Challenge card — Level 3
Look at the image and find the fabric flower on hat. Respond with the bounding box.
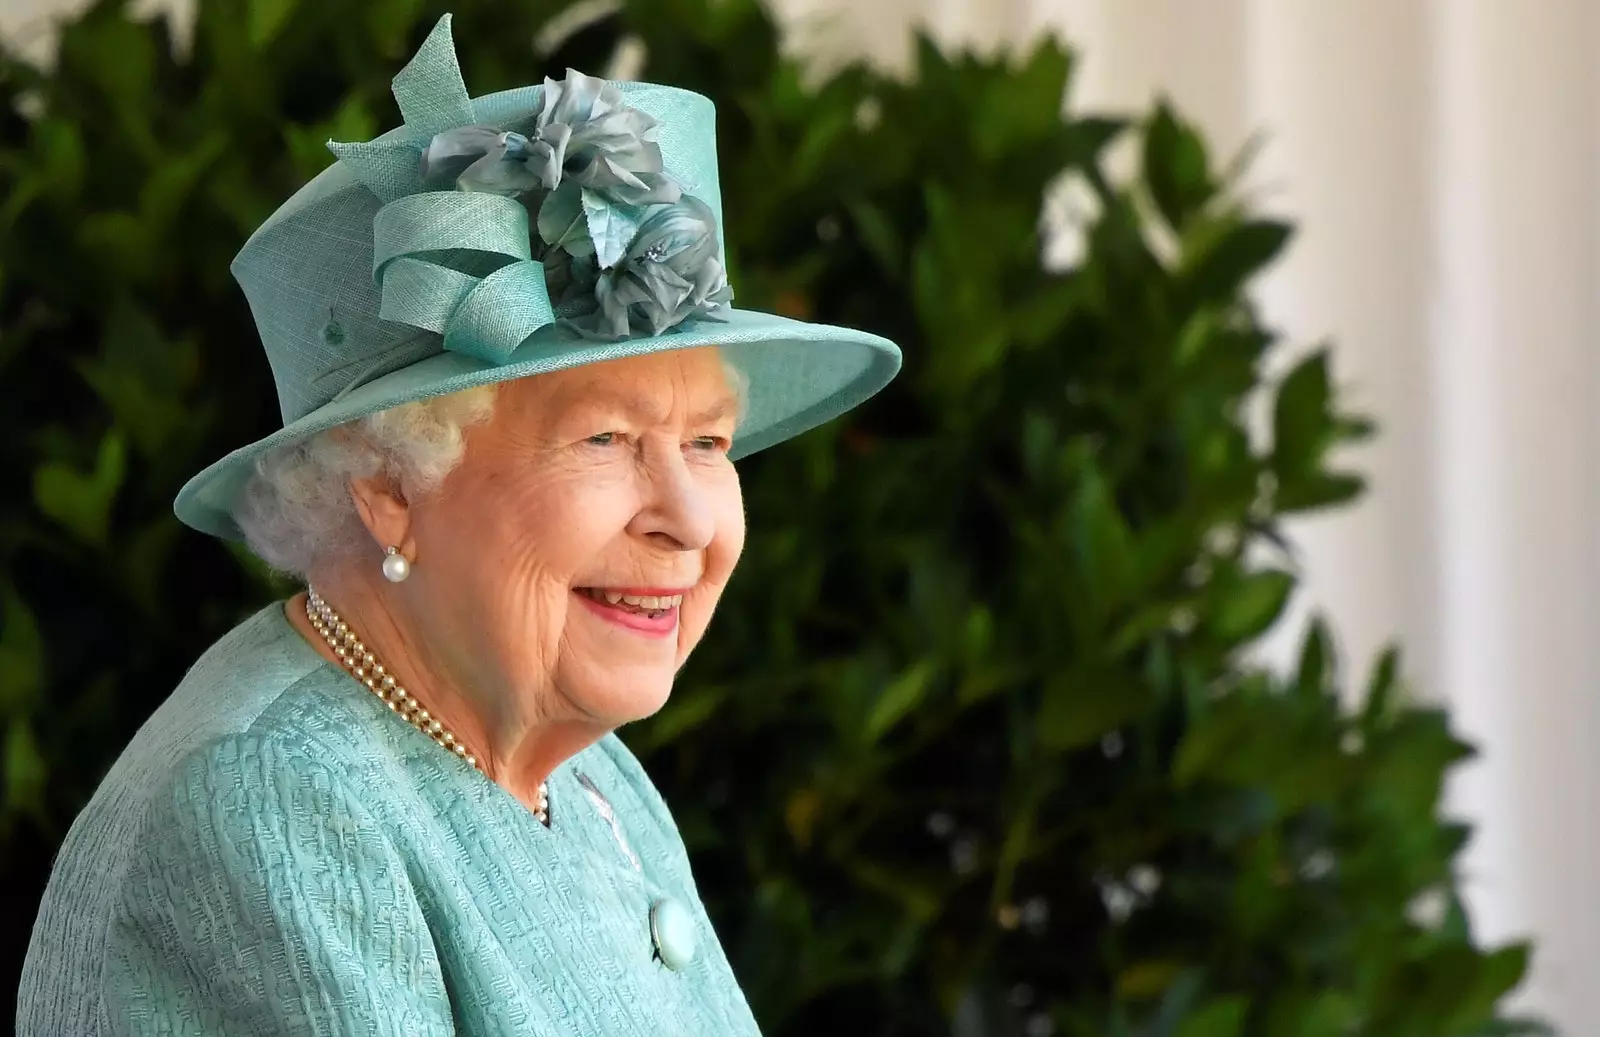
[419,70,679,206]
[575,196,734,340]
[413,68,727,342]
[536,71,680,205]
[417,126,549,195]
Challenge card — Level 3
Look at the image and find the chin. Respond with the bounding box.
[575,671,676,726]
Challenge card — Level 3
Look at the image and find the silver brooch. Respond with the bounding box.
[576,772,642,872]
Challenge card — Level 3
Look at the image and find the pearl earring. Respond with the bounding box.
[381,546,411,583]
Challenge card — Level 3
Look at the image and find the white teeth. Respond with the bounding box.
[618,593,683,609]
[589,591,684,609]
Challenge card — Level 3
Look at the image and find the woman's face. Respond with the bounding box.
[405,346,745,729]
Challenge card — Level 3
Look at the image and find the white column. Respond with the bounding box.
[1237,0,1436,696]
[1430,0,1600,1027]
[3,0,192,64]
[1025,0,1250,158]
[767,0,1030,73]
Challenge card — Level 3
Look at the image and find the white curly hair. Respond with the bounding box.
[235,361,748,580]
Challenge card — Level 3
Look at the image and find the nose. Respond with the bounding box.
[627,442,716,552]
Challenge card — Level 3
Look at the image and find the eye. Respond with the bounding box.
[586,432,617,446]
[689,435,729,452]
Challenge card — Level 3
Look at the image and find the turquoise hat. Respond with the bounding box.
[174,14,901,540]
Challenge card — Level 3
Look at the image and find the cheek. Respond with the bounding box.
[480,463,639,580]
[696,468,747,595]
[710,479,746,579]
[675,482,743,662]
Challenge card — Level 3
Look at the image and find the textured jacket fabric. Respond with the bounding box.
[17,602,762,1035]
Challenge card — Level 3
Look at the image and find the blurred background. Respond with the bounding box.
[3,1,1596,1035]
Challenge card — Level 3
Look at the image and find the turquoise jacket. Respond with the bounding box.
[18,603,762,1035]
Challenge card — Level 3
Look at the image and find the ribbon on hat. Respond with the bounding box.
[370,191,554,363]
[327,13,732,366]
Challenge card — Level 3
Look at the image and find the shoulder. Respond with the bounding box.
[77,609,389,867]
[90,599,425,849]
[29,602,358,920]
[128,659,449,878]
[30,601,416,950]
[122,724,397,901]
[88,602,337,807]
[20,605,357,1029]
[95,730,451,1035]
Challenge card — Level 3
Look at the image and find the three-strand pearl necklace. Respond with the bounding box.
[305,588,549,824]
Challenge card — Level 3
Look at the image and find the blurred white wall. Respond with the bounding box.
[770,1,1600,1032]
[8,0,1599,1032]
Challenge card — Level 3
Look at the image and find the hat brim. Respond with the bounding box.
[174,307,902,540]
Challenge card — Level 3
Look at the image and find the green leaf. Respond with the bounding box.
[37,116,87,199]
[33,430,126,547]
[1295,616,1334,697]
[973,36,1070,157]
[1071,462,1138,613]
[141,134,229,232]
[956,663,1027,706]
[1176,996,1249,1037]
[2,718,47,820]
[121,518,184,619]
[846,199,903,274]
[1173,702,1256,787]
[57,9,157,119]
[1184,219,1293,305]
[75,306,206,459]
[1272,349,1334,476]
[1208,569,1294,643]
[1482,943,1532,996]
[1174,307,1224,367]
[0,118,85,230]
[1452,945,1533,1028]
[79,212,155,282]
[1276,471,1365,514]
[286,95,376,180]
[365,0,426,57]
[962,605,993,661]
[1144,102,1211,232]
[1037,666,1153,750]
[1115,960,1189,1000]
[1362,645,1403,727]
[1365,707,1474,819]
[1264,991,1360,1037]
[864,660,935,743]
[0,589,44,716]
[247,0,297,46]
[650,685,729,744]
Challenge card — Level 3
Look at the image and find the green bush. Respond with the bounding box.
[0,0,1549,1033]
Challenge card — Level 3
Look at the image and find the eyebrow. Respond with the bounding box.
[691,395,741,425]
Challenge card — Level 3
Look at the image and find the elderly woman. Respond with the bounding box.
[17,16,898,1036]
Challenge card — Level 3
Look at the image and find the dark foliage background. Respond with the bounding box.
[0,0,1549,1034]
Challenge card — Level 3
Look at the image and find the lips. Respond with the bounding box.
[573,586,686,638]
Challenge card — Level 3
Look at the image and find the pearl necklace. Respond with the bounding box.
[305,588,549,824]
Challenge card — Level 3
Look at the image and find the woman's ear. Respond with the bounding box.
[348,471,415,559]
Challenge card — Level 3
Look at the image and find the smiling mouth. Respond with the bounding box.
[574,587,685,620]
